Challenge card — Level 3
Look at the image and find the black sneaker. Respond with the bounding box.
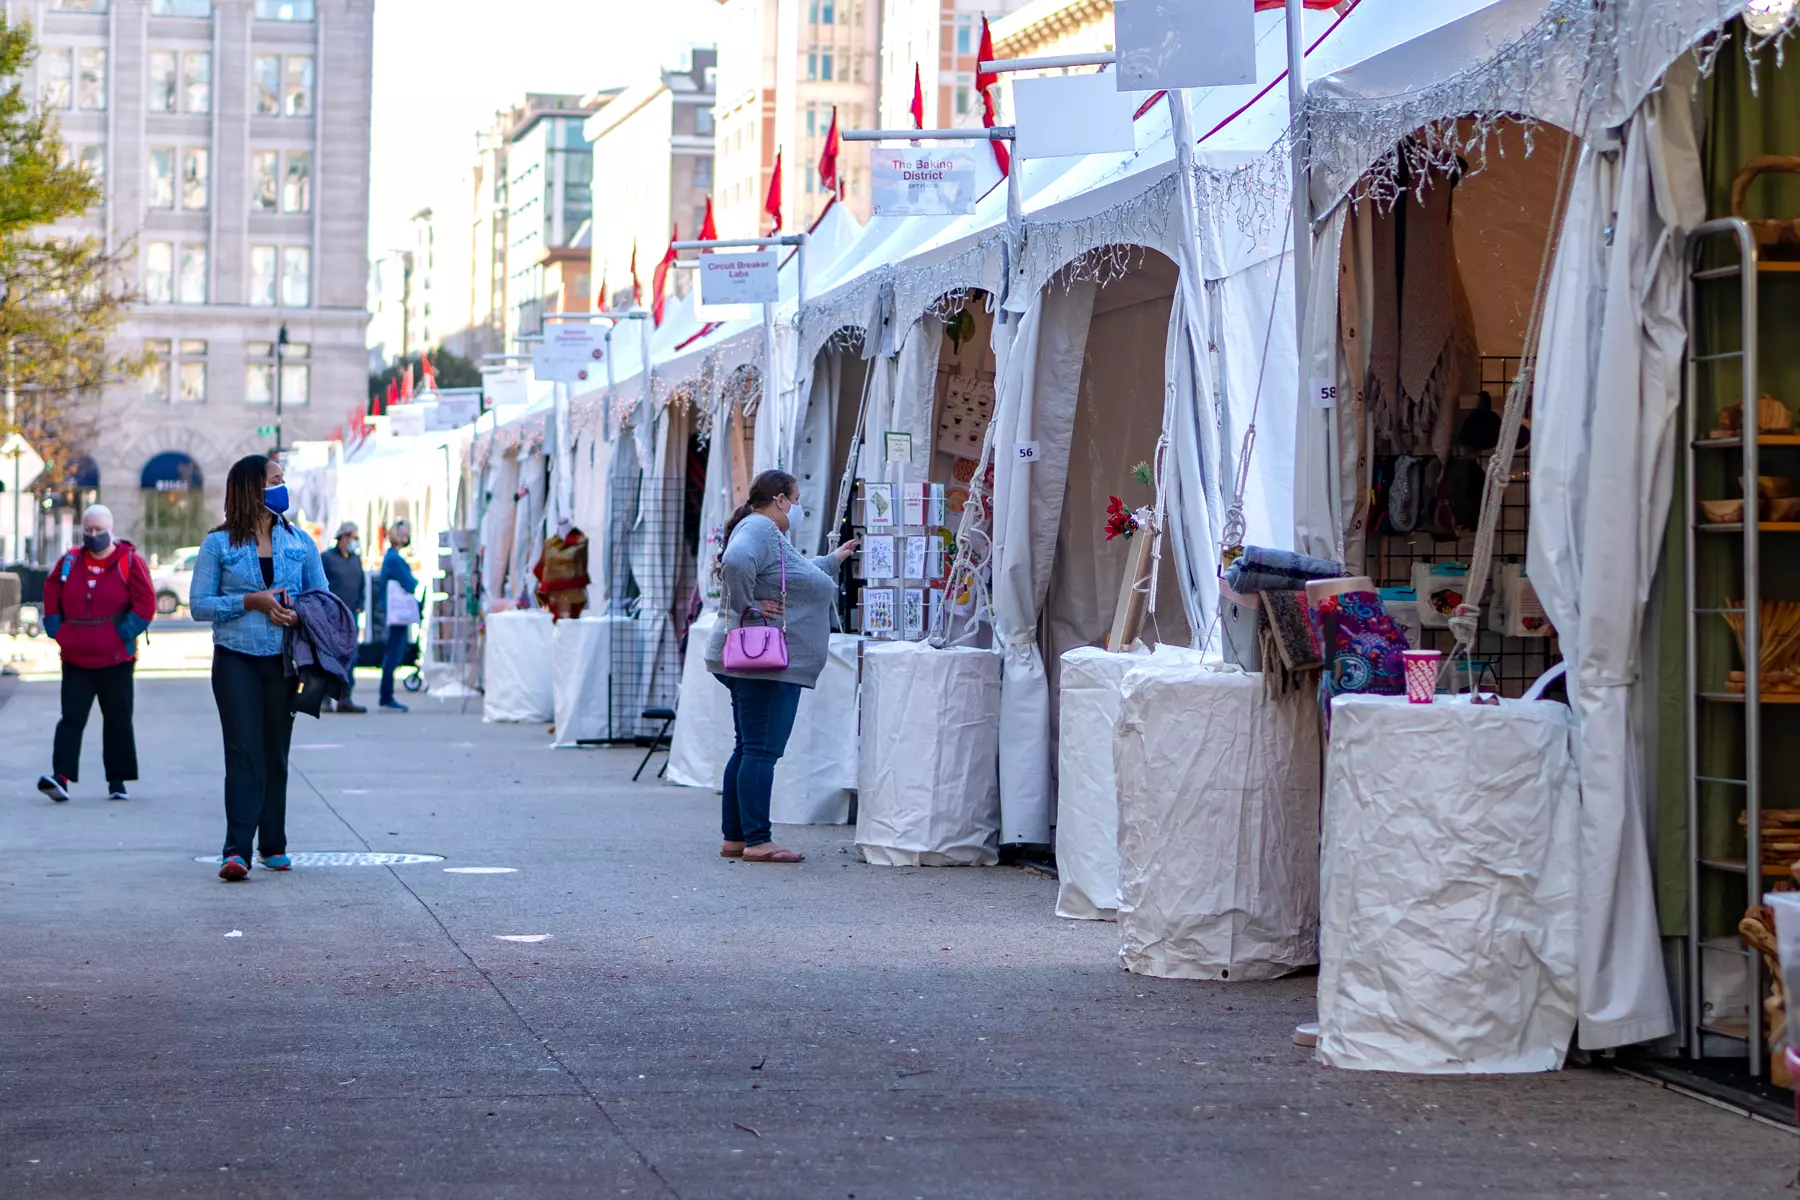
[379,699,408,713]
[37,774,70,803]
[107,781,129,801]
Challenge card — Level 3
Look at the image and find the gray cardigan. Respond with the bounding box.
[705,513,842,688]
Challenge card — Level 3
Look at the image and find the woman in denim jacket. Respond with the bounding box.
[189,454,327,882]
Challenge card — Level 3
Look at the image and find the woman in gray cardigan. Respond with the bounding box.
[706,469,857,863]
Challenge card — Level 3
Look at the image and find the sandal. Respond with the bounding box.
[720,841,745,858]
[743,844,804,863]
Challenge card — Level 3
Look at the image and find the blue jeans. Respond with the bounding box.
[379,625,408,703]
[716,674,802,847]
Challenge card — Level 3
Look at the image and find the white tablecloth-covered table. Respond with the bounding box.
[1114,657,1321,980]
[1054,646,1152,920]
[857,642,1001,865]
[665,618,860,825]
[550,614,670,746]
[666,611,732,788]
[483,609,555,723]
[1319,694,1579,1074]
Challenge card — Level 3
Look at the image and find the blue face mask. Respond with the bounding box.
[264,484,290,515]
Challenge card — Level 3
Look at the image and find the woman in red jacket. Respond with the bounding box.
[37,504,155,802]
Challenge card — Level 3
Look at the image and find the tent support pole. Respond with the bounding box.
[1286,0,1337,558]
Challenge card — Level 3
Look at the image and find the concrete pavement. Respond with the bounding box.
[0,674,1790,1198]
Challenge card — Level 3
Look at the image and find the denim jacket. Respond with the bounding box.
[190,522,328,657]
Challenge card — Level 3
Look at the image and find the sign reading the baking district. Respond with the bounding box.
[871,148,979,217]
[699,250,781,305]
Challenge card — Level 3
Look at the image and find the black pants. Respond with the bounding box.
[54,661,137,783]
[213,648,297,863]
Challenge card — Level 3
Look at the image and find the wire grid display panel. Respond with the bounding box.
[1363,356,1562,698]
[602,475,686,742]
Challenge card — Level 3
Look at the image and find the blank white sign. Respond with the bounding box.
[1012,71,1138,159]
[1114,0,1256,92]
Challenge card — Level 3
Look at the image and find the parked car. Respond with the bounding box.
[151,546,203,616]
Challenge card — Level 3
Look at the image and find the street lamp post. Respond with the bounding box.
[273,323,288,459]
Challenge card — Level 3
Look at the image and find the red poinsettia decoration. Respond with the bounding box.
[1104,496,1140,542]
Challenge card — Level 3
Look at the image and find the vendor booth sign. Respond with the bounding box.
[1113,0,1255,91]
[1013,71,1137,159]
[871,148,979,217]
[531,325,606,384]
[700,250,780,305]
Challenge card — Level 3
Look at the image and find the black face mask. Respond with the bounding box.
[83,532,111,554]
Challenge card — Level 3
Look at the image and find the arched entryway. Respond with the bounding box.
[139,451,207,561]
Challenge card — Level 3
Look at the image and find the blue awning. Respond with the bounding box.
[64,454,99,489]
[140,451,203,492]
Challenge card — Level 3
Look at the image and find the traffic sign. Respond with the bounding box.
[0,433,45,491]
[257,424,278,437]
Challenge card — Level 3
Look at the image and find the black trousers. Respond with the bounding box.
[53,661,137,783]
[213,648,297,863]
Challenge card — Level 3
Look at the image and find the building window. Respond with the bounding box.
[151,0,212,14]
[178,244,207,304]
[183,51,210,113]
[282,151,310,213]
[955,14,975,55]
[145,244,173,303]
[181,147,208,210]
[253,55,280,115]
[42,48,72,110]
[143,339,171,401]
[52,0,109,10]
[283,56,314,117]
[806,51,816,81]
[696,106,714,136]
[255,0,315,17]
[246,341,309,405]
[77,144,105,192]
[252,151,277,211]
[149,51,177,113]
[78,47,106,110]
[148,148,175,210]
[249,246,277,305]
[177,340,207,402]
[281,246,310,307]
[954,72,974,117]
[693,158,712,190]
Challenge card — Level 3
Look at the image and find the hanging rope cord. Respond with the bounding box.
[1442,98,1592,691]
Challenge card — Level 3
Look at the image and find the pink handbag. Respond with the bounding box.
[721,540,789,672]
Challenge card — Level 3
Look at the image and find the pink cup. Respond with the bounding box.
[1403,649,1441,703]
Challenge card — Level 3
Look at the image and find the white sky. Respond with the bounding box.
[368,0,723,265]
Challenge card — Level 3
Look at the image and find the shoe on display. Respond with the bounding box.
[37,774,70,803]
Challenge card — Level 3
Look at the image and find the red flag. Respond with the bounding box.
[384,378,398,414]
[400,364,414,402]
[764,150,783,234]
[818,106,841,196]
[910,65,924,130]
[977,18,1010,178]
[420,350,437,391]
[1253,0,1336,8]
[630,240,642,308]
[652,224,678,326]
[699,196,718,242]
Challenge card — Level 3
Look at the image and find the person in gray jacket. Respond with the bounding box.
[319,521,367,713]
[705,469,856,864]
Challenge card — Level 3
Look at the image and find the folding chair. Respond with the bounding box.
[633,706,677,781]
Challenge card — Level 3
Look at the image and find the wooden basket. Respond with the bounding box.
[1732,156,1800,261]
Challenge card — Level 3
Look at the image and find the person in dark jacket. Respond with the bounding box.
[378,519,419,713]
[37,504,155,802]
[319,520,366,712]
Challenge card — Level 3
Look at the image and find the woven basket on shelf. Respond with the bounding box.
[1732,155,1800,261]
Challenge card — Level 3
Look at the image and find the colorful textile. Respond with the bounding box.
[1311,589,1408,698]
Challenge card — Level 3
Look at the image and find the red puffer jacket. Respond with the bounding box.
[43,541,156,669]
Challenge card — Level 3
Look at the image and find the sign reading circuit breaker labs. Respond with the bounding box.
[699,250,781,305]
